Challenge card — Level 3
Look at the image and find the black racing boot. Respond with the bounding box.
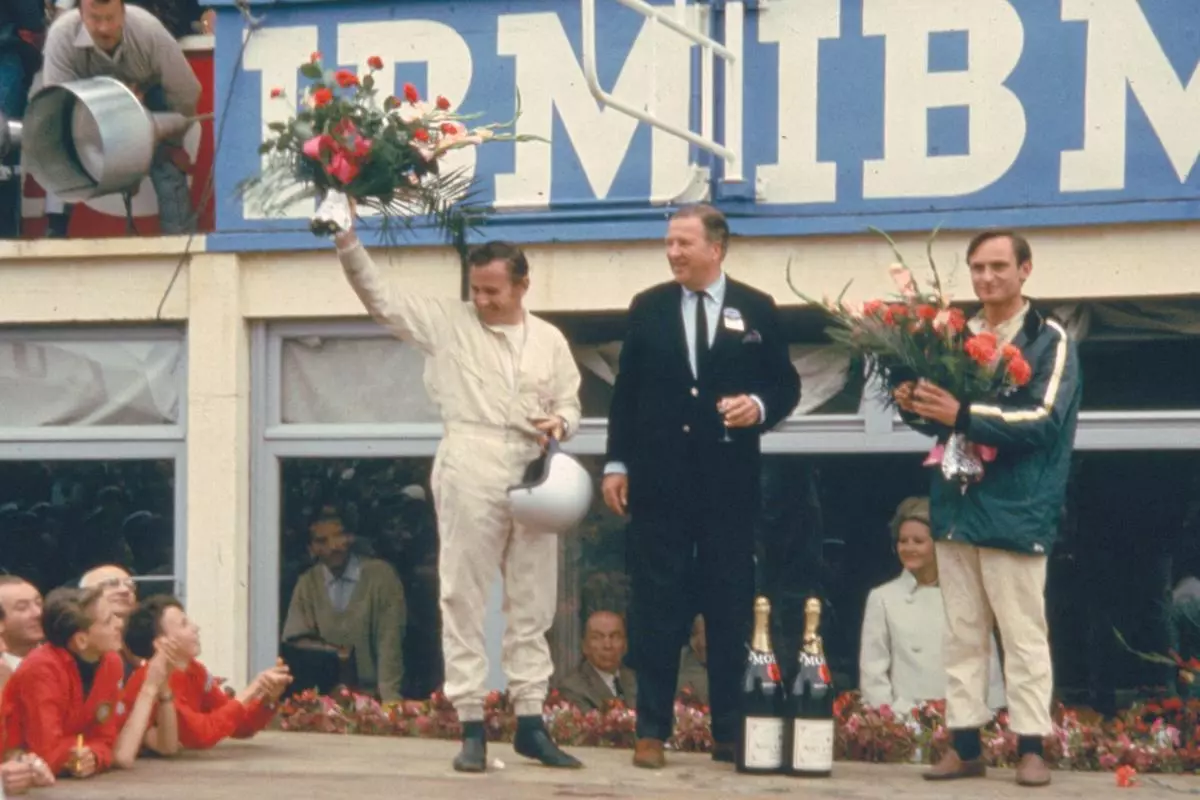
[453,721,487,773]
[513,715,583,769]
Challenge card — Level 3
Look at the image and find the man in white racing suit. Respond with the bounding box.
[334,222,584,772]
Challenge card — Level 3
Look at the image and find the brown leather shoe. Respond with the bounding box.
[633,738,666,769]
[923,750,987,781]
[1016,753,1052,786]
[711,742,735,763]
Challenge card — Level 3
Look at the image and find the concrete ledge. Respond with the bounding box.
[54,731,1183,799]
[0,235,205,262]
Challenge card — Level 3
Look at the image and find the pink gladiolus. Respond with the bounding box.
[888,262,917,299]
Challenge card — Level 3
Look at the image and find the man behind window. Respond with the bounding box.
[281,506,406,702]
[555,611,637,712]
[35,0,200,235]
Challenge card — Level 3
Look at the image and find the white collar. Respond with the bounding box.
[684,272,726,303]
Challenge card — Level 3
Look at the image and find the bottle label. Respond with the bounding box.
[742,716,785,769]
[798,653,831,688]
[791,718,833,772]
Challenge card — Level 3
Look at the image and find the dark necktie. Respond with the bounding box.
[612,674,625,700]
[694,290,709,379]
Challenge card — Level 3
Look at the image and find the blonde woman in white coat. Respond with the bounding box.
[859,497,1006,715]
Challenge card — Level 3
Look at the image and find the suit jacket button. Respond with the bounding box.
[682,424,690,433]
[690,387,699,397]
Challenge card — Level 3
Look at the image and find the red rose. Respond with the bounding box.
[888,303,908,318]
[312,88,333,107]
[404,83,420,104]
[1007,355,1032,386]
[946,307,967,333]
[310,51,322,63]
[334,70,359,88]
[437,95,451,110]
[269,87,283,99]
[413,128,430,142]
[862,299,884,316]
[367,55,384,70]
[964,331,998,366]
[1001,343,1021,362]
[916,304,938,321]
[441,122,459,135]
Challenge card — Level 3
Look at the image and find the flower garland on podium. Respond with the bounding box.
[237,52,543,240]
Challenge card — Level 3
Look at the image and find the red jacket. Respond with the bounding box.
[1,645,124,775]
[123,659,275,750]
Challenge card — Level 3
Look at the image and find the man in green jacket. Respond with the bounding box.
[896,230,1082,788]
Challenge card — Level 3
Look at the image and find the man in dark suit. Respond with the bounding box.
[601,204,800,769]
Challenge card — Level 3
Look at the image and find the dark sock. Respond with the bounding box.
[461,720,485,742]
[952,728,982,761]
[516,714,543,734]
[1017,735,1044,758]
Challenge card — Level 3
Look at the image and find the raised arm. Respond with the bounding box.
[334,230,456,353]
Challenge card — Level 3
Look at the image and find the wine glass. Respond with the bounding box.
[718,398,733,444]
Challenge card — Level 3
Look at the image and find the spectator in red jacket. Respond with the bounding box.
[123,595,291,750]
[1,586,125,778]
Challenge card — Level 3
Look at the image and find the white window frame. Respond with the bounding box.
[0,325,188,601]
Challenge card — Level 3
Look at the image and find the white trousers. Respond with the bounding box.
[936,541,1054,736]
[431,429,558,721]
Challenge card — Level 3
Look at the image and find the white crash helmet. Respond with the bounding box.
[507,438,594,534]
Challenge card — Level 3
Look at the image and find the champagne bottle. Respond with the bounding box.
[786,596,835,777]
[735,596,786,774]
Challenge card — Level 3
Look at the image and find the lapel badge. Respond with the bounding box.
[96,703,112,723]
[722,307,745,332]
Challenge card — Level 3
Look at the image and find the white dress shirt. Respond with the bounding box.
[321,554,363,614]
[681,273,725,378]
[859,570,1007,714]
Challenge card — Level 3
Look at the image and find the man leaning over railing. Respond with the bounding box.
[35,0,201,236]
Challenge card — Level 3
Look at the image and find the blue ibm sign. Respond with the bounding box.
[207,0,1200,252]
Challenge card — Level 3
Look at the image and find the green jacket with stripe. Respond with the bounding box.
[902,307,1083,556]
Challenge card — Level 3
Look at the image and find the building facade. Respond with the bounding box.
[1,0,1198,701]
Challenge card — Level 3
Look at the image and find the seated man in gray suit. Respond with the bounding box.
[555,610,637,712]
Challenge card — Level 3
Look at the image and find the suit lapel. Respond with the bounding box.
[667,283,694,380]
[585,663,616,702]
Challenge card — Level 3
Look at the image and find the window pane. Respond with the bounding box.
[280,332,862,426]
[0,460,177,596]
[1079,338,1200,411]
[280,337,439,425]
[279,457,442,701]
[0,338,184,426]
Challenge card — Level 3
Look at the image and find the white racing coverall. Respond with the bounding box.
[339,242,582,720]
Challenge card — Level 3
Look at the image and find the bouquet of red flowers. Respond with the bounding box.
[789,228,1034,485]
[237,52,543,240]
